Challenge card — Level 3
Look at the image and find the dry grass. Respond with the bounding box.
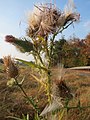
[0,64,90,120]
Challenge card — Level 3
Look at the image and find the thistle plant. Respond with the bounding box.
[4,0,82,119]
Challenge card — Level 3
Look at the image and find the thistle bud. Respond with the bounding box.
[7,78,16,87]
[5,35,15,43]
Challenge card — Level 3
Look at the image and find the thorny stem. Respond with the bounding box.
[37,51,44,66]
[46,71,52,103]
[43,38,52,103]
[33,44,45,67]
[49,34,56,65]
[14,78,40,113]
[59,21,73,33]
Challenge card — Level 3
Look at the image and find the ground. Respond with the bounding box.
[0,63,90,120]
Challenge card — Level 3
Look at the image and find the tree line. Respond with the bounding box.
[52,33,90,67]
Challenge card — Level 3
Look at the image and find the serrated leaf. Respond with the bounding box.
[16,58,48,71]
[16,59,36,68]
[14,38,33,53]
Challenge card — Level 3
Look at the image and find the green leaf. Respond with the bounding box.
[16,59,37,68]
[13,37,33,53]
[16,59,48,71]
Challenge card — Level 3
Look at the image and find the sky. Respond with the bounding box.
[0,0,90,60]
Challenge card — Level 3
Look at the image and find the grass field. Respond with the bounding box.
[0,63,90,120]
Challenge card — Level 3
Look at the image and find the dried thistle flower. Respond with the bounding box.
[3,56,18,78]
[27,3,61,37]
[52,64,73,102]
[52,80,73,101]
[27,1,80,38]
[40,80,73,116]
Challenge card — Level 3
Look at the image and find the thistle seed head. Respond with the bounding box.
[3,56,18,78]
[52,80,73,101]
[5,35,15,43]
[27,1,80,38]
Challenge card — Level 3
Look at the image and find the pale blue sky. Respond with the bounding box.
[0,0,90,60]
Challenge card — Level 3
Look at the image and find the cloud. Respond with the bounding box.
[0,33,6,39]
[84,20,90,28]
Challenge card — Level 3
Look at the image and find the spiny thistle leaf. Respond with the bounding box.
[16,59,36,68]
[16,58,48,71]
[5,35,33,53]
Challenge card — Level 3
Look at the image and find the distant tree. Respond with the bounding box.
[63,38,88,67]
[51,37,67,65]
[85,33,90,45]
[84,33,90,65]
[52,36,88,67]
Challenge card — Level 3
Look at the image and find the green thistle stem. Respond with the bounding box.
[15,78,40,113]
[46,78,51,103]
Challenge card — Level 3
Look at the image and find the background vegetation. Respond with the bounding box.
[52,33,90,67]
[0,1,90,120]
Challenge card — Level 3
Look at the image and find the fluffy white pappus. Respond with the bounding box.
[71,13,80,21]
[64,0,76,17]
[57,14,66,27]
[40,21,55,33]
[63,0,80,24]
[40,100,63,116]
[27,2,80,37]
[27,6,42,30]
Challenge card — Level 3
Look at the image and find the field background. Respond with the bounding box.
[0,63,90,120]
